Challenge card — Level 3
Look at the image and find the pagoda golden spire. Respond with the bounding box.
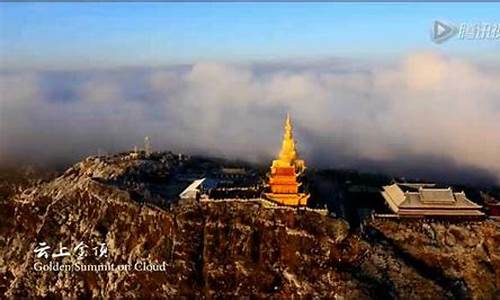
[272,113,305,171]
[278,113,297,164]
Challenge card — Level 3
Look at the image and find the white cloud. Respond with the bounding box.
[1,52,499,184]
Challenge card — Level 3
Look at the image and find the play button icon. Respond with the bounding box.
[431,20,458,44]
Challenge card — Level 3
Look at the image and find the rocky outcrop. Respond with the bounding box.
[0,154,499,299]
[365,219,500,300]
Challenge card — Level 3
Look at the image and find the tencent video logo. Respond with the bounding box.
[432,20,500,44]
[431,20,458,44]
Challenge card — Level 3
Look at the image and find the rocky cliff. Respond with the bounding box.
[0,154,499,299]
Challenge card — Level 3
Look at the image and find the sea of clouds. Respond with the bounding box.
[1,52,499,185]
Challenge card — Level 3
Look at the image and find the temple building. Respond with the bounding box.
[381,183,484,218]
[264,113,310,206]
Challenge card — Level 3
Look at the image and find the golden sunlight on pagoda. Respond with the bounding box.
[264,113,310,206]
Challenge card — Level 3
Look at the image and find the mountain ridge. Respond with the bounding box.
[0,153,498,299]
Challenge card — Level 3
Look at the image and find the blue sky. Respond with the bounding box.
[1,3,500,69]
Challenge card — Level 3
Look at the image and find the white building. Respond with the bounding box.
[179,178,206,200]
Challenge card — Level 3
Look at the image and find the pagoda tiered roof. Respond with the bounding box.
[265,113,309,207]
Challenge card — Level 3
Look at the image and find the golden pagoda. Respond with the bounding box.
[265,113,310,206]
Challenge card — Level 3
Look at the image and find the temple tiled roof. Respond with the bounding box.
[381,183,484,217]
